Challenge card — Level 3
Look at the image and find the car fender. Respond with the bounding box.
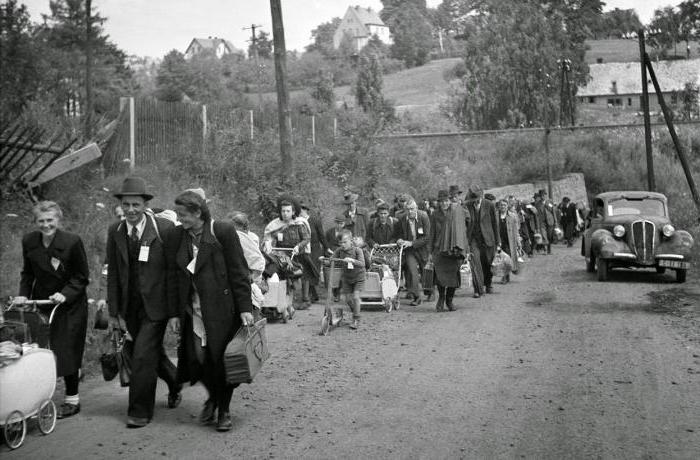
[657,230,695,260]
[591,229,630,259]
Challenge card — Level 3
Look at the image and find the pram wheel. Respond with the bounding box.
[384,298,393,313]
[4,410,26,449]
[38,399,56,434]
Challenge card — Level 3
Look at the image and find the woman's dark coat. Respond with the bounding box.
[164,220,253,385]
[19,229,89,377]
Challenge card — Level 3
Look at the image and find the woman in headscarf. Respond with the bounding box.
[14,200,89,419]
[164,190,254,432]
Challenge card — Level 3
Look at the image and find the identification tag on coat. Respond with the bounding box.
[187,256,197,274]
[138,245,150,262]
[51,257,61,270]
[418,227,424,235]
[277,232,284,242]
[347,262,354,269]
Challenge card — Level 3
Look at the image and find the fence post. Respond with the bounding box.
[129,97,135,173]
[311,115,316,145]
[202,104,207,155]
[250,110,254,140]
[333,117,337,138]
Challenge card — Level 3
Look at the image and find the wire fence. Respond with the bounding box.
[102,97,338,174]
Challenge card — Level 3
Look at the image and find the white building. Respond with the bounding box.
[332,6,392,52]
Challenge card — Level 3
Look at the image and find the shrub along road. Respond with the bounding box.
[6,245,700,458]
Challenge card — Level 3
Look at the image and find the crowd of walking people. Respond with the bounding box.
[7,176,585,434]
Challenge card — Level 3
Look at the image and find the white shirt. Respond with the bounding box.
[125,215,147,239]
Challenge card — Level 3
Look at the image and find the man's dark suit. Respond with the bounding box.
[107,214,179,420]
[393,210,431,299]
[466,198,500,289]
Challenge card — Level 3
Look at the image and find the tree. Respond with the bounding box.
[383,2,434,67]
[306,17,341,58]
[679,1,700,51]
[155,50,190,101]
[0,0,42,119]
[596,8,643,38]
[355,54,384,113]
[249,30,273,59]
[442,0,588,129]
[310,71,335,110]
[649,7,682,56]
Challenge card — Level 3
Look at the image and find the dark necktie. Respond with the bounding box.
[130,225,140,257]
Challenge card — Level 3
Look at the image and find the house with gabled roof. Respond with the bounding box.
[578,59,700,110]
[333,6,392,52]
[184,37,244,60]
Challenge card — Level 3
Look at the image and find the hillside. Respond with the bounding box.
[585,39,700,64]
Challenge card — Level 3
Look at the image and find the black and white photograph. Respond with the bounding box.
[1,0,700,457]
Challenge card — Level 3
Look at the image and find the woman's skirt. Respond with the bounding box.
[433,252,463,288]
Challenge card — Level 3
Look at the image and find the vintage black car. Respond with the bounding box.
[582,191,694,282]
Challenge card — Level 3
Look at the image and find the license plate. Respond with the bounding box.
[658,260,690,269]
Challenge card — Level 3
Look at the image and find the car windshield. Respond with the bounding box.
[607,197,666,217]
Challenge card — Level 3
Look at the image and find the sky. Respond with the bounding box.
[20,0,676,59]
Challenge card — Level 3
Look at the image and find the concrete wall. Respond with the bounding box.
[486,173,589,208]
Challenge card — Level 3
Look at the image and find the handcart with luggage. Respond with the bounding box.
[0,299,58,450]
[359,243,403,312]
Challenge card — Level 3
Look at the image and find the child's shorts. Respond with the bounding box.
[341,279,364,295]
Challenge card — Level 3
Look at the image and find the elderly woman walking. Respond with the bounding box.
[14,201,89,419]
[430,187,470,311]
[164,190,254,432]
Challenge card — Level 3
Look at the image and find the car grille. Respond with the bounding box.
[631,220,655,264]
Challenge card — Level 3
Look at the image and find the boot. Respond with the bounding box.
[445,287,456,311]
[435,286,445,312]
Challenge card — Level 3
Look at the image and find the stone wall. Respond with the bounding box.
[486,173,588,208]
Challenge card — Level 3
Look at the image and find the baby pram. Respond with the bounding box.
[261,247,299,323]
[359,243,403,312]
[0,299,58,449]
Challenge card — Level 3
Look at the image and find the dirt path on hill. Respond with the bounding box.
[4,245,700,459]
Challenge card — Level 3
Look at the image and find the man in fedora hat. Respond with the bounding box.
[533,189,557,254]
[106,176,181,428]
[465,184,500,295]
[342,190,368,240]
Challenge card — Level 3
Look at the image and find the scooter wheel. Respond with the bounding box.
[319,314,331,336]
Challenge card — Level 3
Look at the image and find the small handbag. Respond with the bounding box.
[114,329,133,387]
[223,318,269,385]
[460,259,472,290]
[100,328,124,382]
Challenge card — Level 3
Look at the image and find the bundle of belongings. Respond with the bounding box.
[263,251,303,281]
[492,250,513,284]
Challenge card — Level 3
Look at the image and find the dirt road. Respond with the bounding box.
[5,246,700,459]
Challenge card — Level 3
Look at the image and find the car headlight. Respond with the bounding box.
[662,224,675,237]
[613,225,625,238]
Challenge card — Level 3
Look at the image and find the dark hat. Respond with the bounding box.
[299,200,310,210]
[437,190,449,201]
[377,202,390,211]
[467,184,483,199]
[537,189,547,196]
[342,192,359,205]
[448,185,462,196]
[562,196,570,202]
[484,193,496,201]
[114,176,153,200]
[334,213,346,223]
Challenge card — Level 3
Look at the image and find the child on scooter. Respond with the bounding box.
[332,230,366,329]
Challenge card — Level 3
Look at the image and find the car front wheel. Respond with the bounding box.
[597,258,609,281]
[676,269,687,283]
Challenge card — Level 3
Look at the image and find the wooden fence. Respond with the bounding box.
[102,97,338,174]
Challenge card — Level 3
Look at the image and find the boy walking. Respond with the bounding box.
[332,230,366,329]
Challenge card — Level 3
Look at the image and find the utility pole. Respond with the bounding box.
[243,23,264,111]
[85,0,94,139]
[270,0,292,173]
[639,29,655,191]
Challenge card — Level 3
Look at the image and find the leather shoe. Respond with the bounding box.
[409,297,422,306]
[216,412,233,432]
[167,391,182,409]
[126,416,149,428]
[200,399,216,425]
[57,402,80,419]
[473,292,481,298]
[485,285,493,294]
